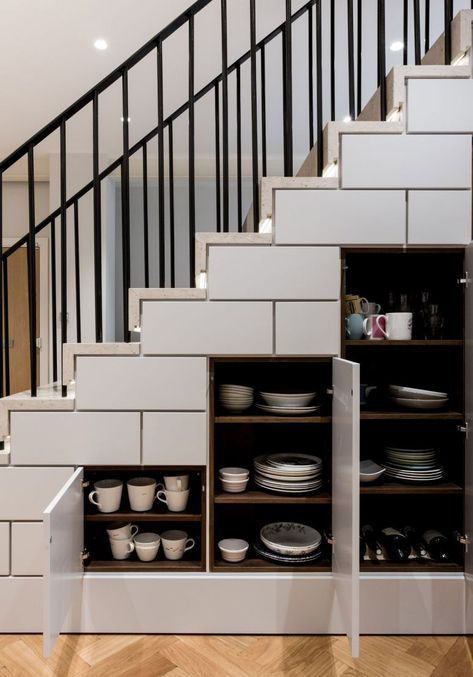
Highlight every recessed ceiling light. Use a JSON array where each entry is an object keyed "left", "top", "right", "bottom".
[
  {"left": 390, "top": 41, "right": 404, "bottom": 52},
  {"left": 94, "top": 38, "right": 108, "bottom": 50}
]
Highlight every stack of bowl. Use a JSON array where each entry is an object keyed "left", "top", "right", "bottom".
[
  {"left": 219, "top": 466, "right": 249, "bottom": 493},
  {"left": 256, "top": 390, "right": 319, "bottom": 416},
  {"left": 219, "top": 384, "right": 254, "bottom": 413},
  {"left": 218, "top": 538, "right": 249, "bottom": 563}
]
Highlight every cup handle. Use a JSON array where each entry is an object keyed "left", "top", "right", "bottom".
[
  {"left": 156, "top": 490, "right": 168, "bottom": 505},
  {"left": 184, "top": 538, "right": 195, "bottom": 553},
  {"left": 359, "top": 297, "right": 369, "bottom": 313},
  {"left": 88, "top": 491, "right": 101, "bottom": 508},
  {"left": 127, "top": 542, "right": 135, "bottom": 554},
  {"left": 156, "top": 483, "right": 165, "bottom": 492},
  {"left": 376, "top": 315, "right": 388, "bottom": 337},
  {"left": 375, "top": 303, "right": 381, "bottom": 314},
  {"left": 130, "top": 525, "right": 139, "bottom": 537},
  {"left": 345, "top": 317, "right": 351, "bottom": 338},
  {"left": 362, "top": 317, "right": 370, "bottom": 337}
]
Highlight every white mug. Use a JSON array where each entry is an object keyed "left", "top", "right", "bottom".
[
  {"left": 134, "top": 532, "right": 161, "bottom": 562},
  {"left": 157, "top": 488, "right": 190, "bottom": 512},
  {"left": 161, "top": 529, "right": 195, "bottom": 561},
  {"left": 160, "top": 475, "right": 190, "bottom": 492},
  {"left": 106, "top": 522, "right": 139, "bottom": 540},
  {"left": 377, "top": 312, "right": 412, "bottom": 340},
  {"left": 127, "top": 477, "right": 158, "bottom": 512},
  {"left": 109, "top": 537, "right": 134, "bottom": 560},
  {"left": 88, "top": 479, "right": 123, "bottom": 513}
]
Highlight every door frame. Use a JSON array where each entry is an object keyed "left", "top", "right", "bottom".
[{"left": 2, "top": 237, "right": 49, "bottom": 387}]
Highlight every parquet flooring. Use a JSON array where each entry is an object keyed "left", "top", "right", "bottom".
[{"left": 0, "top": 634, "right": 471, "bottom": 677}]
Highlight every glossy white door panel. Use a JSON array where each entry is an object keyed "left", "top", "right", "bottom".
[
  {"left": 143, "top": 412, "right": 207, "bottom": 465},
  {"left": 408, "top": 191, "right": 471, "bottom": 244},
  {"left": 10, "top": 412, "right": 140, "bottom": 465},
  {"left": 274, "top": 190, "right": 406, "bottom": 245},
  {"left": 43, "top": 467, "right": 84, "bottom": 657},
  {"left": 0, "top": 578, "right": 42, "bottom": 631},
  {"left": 342, "top": 135, "right": 471, "bottom": 189},
  {"left": 11, "top": 523, "right": 42, "bottom": 576},
  {"left": 0, "top": 467, "right": 73, "bottom": 520},
  {"left": 408, "top": 79, "right": 473, "bottom": 133},
  {"left": 142, "top": 302, "right": 273, "bottom": 355},
  {"left": 76, "top": 356, "right": 207, "bottom": 410},
  {"left": 0, "top": 523, "right": 9, "bottom": 575},
  {"left": 275, "top": 302, "right": 340, "bottom": 355},
  {"left": 332, "top": 357, "right": 360, "bottom": 657},
  {"left": 208, "top": 246, "right": 340, "bottom": 299},
  {"left": 465, "top": 241, "right": 473, "bottom": 633}
]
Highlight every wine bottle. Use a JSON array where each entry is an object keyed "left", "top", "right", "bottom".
[
  {"left": 421, "top": 529, "right": 452, "bottom": 562},
  {"left": 378, "top": 527, "right": 411, "bottom": 562},
  {"left": 403, "top": 525, "right": 423, "bottom": 558},
  {"left": 361, "top": 524, "right": 381, "bottom": 558}
]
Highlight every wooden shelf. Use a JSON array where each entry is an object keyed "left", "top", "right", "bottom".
[
  {"left": 214, "top": 490, "right": 332, "bottom": 505},
  {"left": 212, "top": 557, "right": 331, "bottom": 573},
  {"left": 85, "top": 510, "right": 202, "bottom": 522},
  {"left": 360, "top": 482, "right": 463, "bottom": 496},
  {"left": 360, "top": 559, "right": 463, "bottom": 573},
  {"left": 214, "top": 415, "right": 331, "bottom": 424},
  {"left": 360, "top": 410, "right": 463, "bottom": 421},
  {"left": 345, "top": 340, "right": 463, "bottom": 347},
  {"left": 86, "top": 559, "right": 204, "bottom": 572}
]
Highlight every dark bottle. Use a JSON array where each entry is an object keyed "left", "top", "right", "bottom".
[
  {"left": 403, "top": 525, "right": 423, "bottom": 557},
  {"left": 378, "top": 527, "right": 411, "bottom": 562},
  {"left": 421, "top": 529, "right": 452, "bottom": 562},
  {"left": 361, "top": 524, "right": 381, "bottom": 557}
]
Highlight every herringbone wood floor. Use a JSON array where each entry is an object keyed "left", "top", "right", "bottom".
[{"left": 0, "top": 634, "right": 472, "bottom": 677}]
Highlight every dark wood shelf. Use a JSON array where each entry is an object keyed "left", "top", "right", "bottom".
[
  {"left": 360, "top": 482, "right": 463, "bottom": 496},
  {"left": 345, "top": 340, "right": 463, "bottom": 347},
  {"left": 86, "top": 559, "right": 204, "bottom": 572},
  {"left": 360, "top": 559, "right": 463, "bottom": 573},
  {"left": 212, "top": 557, "right": 331, "bottom": 573},
  {"left": 84, "top": 510, "right": 202, "bottom": 522},
  {"left": 214, "top": 490, "right": 332, "bottom": 505},
  {"left": 360, "top": 410, "right": 463, "bottom": 421},
  {"left": 214, "top": 415, "right": 331, "bottom": 424}
]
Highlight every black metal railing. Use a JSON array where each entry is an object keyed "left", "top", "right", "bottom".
[{"left": 0, "top": 0, "right": 462, "bottom": 398}]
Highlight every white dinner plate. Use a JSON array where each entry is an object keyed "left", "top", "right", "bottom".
[
  {"left": 260, "top": 523, "right": 322, "bottom": 556},
  {"left": 256, "top": 403, "right": 321, "bottom": 415}
]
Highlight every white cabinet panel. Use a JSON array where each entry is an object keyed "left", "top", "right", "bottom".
[
  {"left": 275, "top": 302, "right": 340, "bottom": 355},
  {"left": 0, "top": 578, "right": 42, "bottom": 631},
  {"left": 142, "top": 302, "right": 273, "bottom": 355},
  {"left": 10, "top": 412, "right": 141, "bottom": 465},
  {"left": 408, "top": 79, "right": 473, "bottom": 133},
  {"left": 208, "top": 246, "right": 340, "bottom": 299},
  {"left": 0, "top": 523, "right": 9, "bottom": 575},
  {"left": 0, "top": 468, "right": 73, "bottom": 520},
  {"left": 143, "top": 413, "right": 207, "bottom": 465},
  {"left": 342, "top": 135, "right": 471, "bottom": 189},
  {"left": 408, "top": 190, "right": 471, "bottom": 244},
  {"left": 76, "top": 356, "right": 207, "bottom": 410},
  {"left": 11, "top": 523, "right": 42, "bottom": 576},
  {"left": 274, "top": 190, "right": 406, "bottom": 245}
]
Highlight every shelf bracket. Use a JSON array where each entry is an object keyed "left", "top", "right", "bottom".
[
  {"left": 459, "top": 535, "right": 469, "bottom": 553},
  {"left": 81, "top": 480, "right": 90, "bottom": 489},
  {"left": 326, "top": 387, "right": 334, "bottom": 396},
  {"left": 457, "top": 423, "right": 469, "bottom": 439},
  {"left": 458, "top": 272, "right": 471, "bottom": 287}
]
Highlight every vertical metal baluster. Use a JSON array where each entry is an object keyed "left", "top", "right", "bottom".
[
  {"left": 27, "top": 146, "right": 37, "bottom": 396},
  {"left": 261, "top": 44, "right": 267, "bottom": 177},
  {"left": 168, "top": 121, "right": 176, "bottom": 288},
  {"left": 403, "top": 0, "right": 408, "bottom": 66},
  {"left": 142, "top": 143, "right": 150, "bottom": 288},
  {"left": 121, "top": 70, "right": 131, "bottom": 339},
  {"left": 0, "top": 174, "right": 3, "bottom": 399},
  {"left": 92, "top": 91, "right": 103, "bottom": 343},
  {"left": 214, "top": 83, "right": 221, "bottom": 233},
  {"left": 250, "top": 0, "right": 259, "bottom": 229},
  {"left": 444, "top": 0, "right": 452, "bottom": 65},
  {"left": 59, "top": 122, "right": 67, "bottom": 395},
  {"left": 357, "top": 0, "right": 362, "bottom": 117},
  {"left": 73, "top": 202, "right": 81, "bottom": 343},
  {"left": 308, "top": 5, "right": 314, "bottom": 148},
  {"left": 50, "top": 219, "right": 58, "bottom": 384},
  {"left": 3, "top": 258, "right": 9, "bottom": 396},
  {"left": 377, "top": 0, "right": 386, "bottom": 121},
  {"left": 330, "top": 0, "right": 335, "bottom": 121},
  {"left": 283, "top": 0, "right": 293, "bottom": 176},
  {"left": 188, "top": 15, "right": 196, "bottom": 284},
  {"left": 221, "top": 0, "right": 229, "bottom": 231},
  {"left": 316, "top": 0, "right": 323, "bottom": 176},
  {"left": 347, "top": 0, "right": 355, "bottom": 120},
  {"left": 157, "top": 40, "right": 166, "bottom": 287},
  {"left": 425, "top": 0, "right": 430, "bottom": 54},
  {"left": 236, "top": 64, "right": 243, "bottom": 232},
  {"left": 414, "top": 0, "right": 421, "bottom": 65}
]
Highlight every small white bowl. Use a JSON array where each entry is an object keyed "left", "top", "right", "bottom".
[
  {"left": 219, "top": 467, "right": 250, "bottom": 480},
  {"left": 218, "top": 538, "right": 249, "bottom": 562},
  {"left": 221, "top": 477, "right": 249, "bottom": 493}
]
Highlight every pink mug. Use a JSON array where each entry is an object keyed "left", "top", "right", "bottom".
[{"left": 363, "top": 314, "right": 386, "bottom": 340}]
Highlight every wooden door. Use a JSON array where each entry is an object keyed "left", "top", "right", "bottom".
[{"left": 2, "top": 246, "right": 40, "bottom": 394}]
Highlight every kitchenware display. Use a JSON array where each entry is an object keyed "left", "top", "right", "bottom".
[
  {"left": 360, "top": 300, "right": 381, "bottom": 316},
  {"left": 88, "top": 479, "right": 123, "bottom": 513},
  {"left": 158, "top": 475, "right": 190, "bottom": 492},
  {"left": 388, "top": 385, "right": 449, "bottom": 410},
  {"left": 161, "top": 530, "right": 195, "bottom": 561},
  {"left": 345, "top": 313, "right": 364, "bottom": 339},
  {"left": 127, "top": 477, "right": 158, "bottom": 511},
  {"left": 109, "top": 537, "right": 135, "bottom": 560},
  {"left": 382, "top": 445, "right": 444, "bottom": 483},
  {"left": 377, "top": 312, "right": 413, "bottom": 340},
  {"left": 219, "top": 467, "right": 250, "bottom": 493},
  {"left": 253, "top": 453, "right": 323, "bottom": 494},
  {"left": 134, "top": 532, "right": 161, "bottom": 562},
  {"left": 360, "top": 460, "right": 386, "bottom": 483},
  {"left": 106, "top": 522, "right": 139, "bottom": 540},
  {"left": 345, "top": 294, "right": 368, "bottom": 315},
  {"left": 218, "top": 538, "right": 249, "bottom": 563},
  {"left": 260, "top": 522, "right": 322, "bottom": 556},
  {"left": 219, "top": 384, "right": 254, "bottom": 413},
  {"left": 157, "top": 488, "right": 190, "bottom": 512},
  {"left": 363, "top": 314, "right": 386, "bottom": 340}
]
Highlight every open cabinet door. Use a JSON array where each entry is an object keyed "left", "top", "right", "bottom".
[
  {"left": 332, "top": 357, "right": 360, "bottom": 657},
  {"left": 43, "top": 467, "right": 84, "bottom": 657},
  {"left": 465, "top": 243, "right": 473, "bottom": 632}
]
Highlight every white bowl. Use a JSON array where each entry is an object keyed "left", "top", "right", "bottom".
[
  {"left": 219, "top": 467, "right": 250, "bottom": 480},
  {"left": 390, "top": 396, "right": 448, "bottom": 410},
  {"left": 260, "top": 392, "right": 316, "bottom": 407},
  {"left": 388, "top": 385, "right": 448, "bottom": 400},
  {"left": 218, "top": 538, "right": 249, "bottom": 562},
  {"left": 360, "top": 460, "right": 386, "bottom": 483},
  {"left": 221, "top": 478, "right": 249, "bottom": 493}
]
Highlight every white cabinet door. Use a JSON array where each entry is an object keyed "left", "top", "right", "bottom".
[
  {"left": 332, "top": 357, "right": 360, "bottom": 657},
  {"left": 465, "top": 242, "right": 473, "bottom": 633},
  {"left": 43, "top": 467, "right": 84, "bottom": 657}
]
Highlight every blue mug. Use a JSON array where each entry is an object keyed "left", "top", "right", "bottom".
[{"left": 345, "top": 313, "right": 364, "bottom": 340}]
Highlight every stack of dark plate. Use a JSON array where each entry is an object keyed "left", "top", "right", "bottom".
[
  {"left": 382, "top": 445, "right": 444, "bottom": 483},
  {"left": 253, "top": 453, "right": 323, "bottom": 494},
  {"left": 253, "top": 522, "right": 324, "bottom": 564}
]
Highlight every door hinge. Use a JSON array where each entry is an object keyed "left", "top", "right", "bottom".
[
  {"left": 458, "top": 535, "right": 469, "bottom": 552},
  {"left": 326, "top": 534, "right": 335, "bottom": 550},
  {"left": 457, "top": 423, "right": 469, "bottom": 438},
  {"left": 326, "top": 387, "right": 334, "bottom": 396},
  {"left": 81, "top": 548, "right": 90, "bottom": 562},
  {"left": 81, "top": 480, "right": 90, "bottom": 489},
  {"left": 458, "top": 272, "right": 471, "bottom": 287}
]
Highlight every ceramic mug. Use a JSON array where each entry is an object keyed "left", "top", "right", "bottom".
[
  {"left": 157, "top": 488, "right": 190, "bottom": 512},
  {"left": 161, "top": 529, "right": 195, "bottom": 561},
  {"left": 127, "top": 477, "right": 158, "bottom": 512},
  {"left": 88, "top": 479, "right": 123, "bottom": 513},
  {"left": 361, "top": 300, "right": 381, "bottom": 316},
  {"left": 345, "top": 313, "right": 364, "bottom": 339},
  {"left": 345, "top": 295, "right": 368, "bottom": 315},
  {"left": 377, "top": 312, "right": 412, "bottom": 340},
  {"left": 109, "top": 537, "right": 134, "bottom": 560},
  {"left": 134, "top": 533, "right": 161, "bottom": 562},
  {"left": 363, "top": 314, "right": 386, "bottom": 340},
  {"left": 106, "top": 522, "right": 139, "bottom": 540},
  {"left": 160, "top": 474, "right": 190, "bottom": 492}
]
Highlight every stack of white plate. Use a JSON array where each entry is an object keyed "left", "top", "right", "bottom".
[
  {"left": 382, "top": 445, "right": 444, "bottom": 482},
  {"left": 253, "top": 522, "right": 324, "bottom": 564},
  {"left": 219, "top": 384, "right": 254, "bottom": 413},
  {"left": 256, "top": 390, "right": 319, "bottom": 416},
  {"left": 388, "top": 385, "right": 449, "bottom": 410},
  {"left": 253, "top": 453, "right": 323, "bottom": 494}
]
